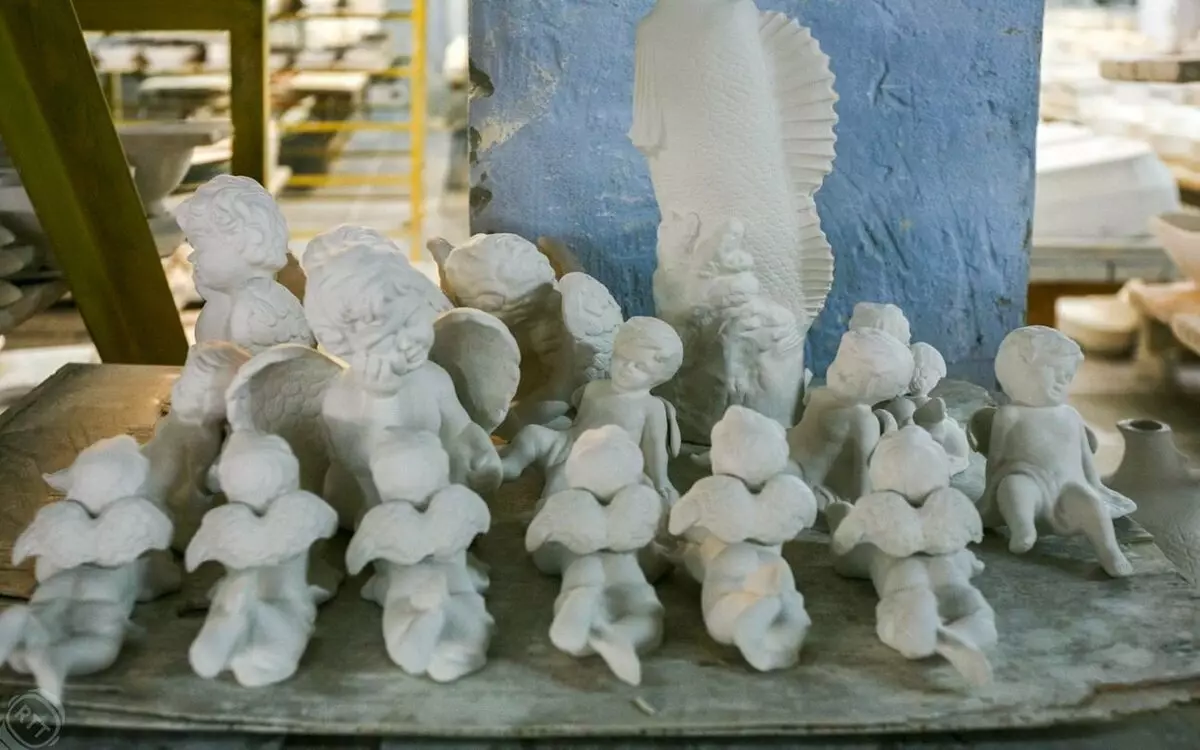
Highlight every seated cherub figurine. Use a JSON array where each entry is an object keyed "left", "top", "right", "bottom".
[
  {"left": 0, "top": 436, "right": 177, "bottom": 703},
  {"left": 428, "top": 232, "right": 624, "bottom": 434},
  {"left": 669, "top": 406, "right": 818, "bottom": 672},
  {"left": 788, "top": 327, "right": 915, "bottom": 504},
  {"left": 176, "top": 175, "right": 313, "bottom": 352},
  {"left": 827, "top": 424, "right": 996, "bottom": 687},
  {"left": 306, "top": 246, "right": 509, "bottom": 505},
  {"left": 971, "top": 326, "right": 1135, "bottom": 578},
  {"left": 501, "top": 316, "right": 682, "bottom": 503},
  {"left": 345, "top": 431, "right": 494, "bottom": 682},
  {"left": 525, "top": 426, "right": 665, "bottom": 685},
  {"left": 882, "top": 342, "right": 971, "bottom": 475},
  {"left": 186, "top": 432, "right": 338, "bottom": 687}
]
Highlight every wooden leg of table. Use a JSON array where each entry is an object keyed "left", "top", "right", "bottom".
[
  {"left": 0, "top": 0, "right": 186, "bottom": 365},
  {"left": 230, "top": 0, "right": 269, "bottom": 185}
]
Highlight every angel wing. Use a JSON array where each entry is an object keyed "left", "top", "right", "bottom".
[
  {"left": 429, "top": 308, "right": 521, "bottom": 433},
  {"left": 185, "top": 491, "right": 337, "bottom": 571},
  {"left": 557, "top": 272, "right": 624, "bottom": 384},
  {"left": 755, "top": 474, "right": 818, "bottom": 543},
  {"left": 660, "top": 397, "right": 681, "bottom": 458},
  {"left": 919, "top": 487, "right": 984, "bottom": 555},
  {"left": 526, "top": 489, "right": 608, "bottom": 555},
  {"left": 605, "top": 484, "right": 664, "bottom": 552},
  {"left": 345, "top": 485, "right": 490, "bottom": 573},
  {"left": 224, "top": 344, "right": 345, "bottom": 494},
  {"left": 14, "top": 498, "right": 173, "bottom": 581},
  {"left": 228, "top": 278, "right": 314, "bottom": 353},
  {"left": 968, "top": 406, "right": 996, "bottom": 455},
  {"left": 668, "top": 475, "right": 754, "bottom": 543},
  {"left": 831, "top": 488, "right": 982, "bottom": 558}
]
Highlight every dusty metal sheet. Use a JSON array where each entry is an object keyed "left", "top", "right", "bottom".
[{"left": 0, "top": 365, "right": 1195, "bottom": 739}]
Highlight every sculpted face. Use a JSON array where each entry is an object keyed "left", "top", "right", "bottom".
[
  {"left": 995, "top": 326, "right": 1081, "bottom": 407},
  {"left": 346, "top": 302, "right": 437, "bottom": 391}
]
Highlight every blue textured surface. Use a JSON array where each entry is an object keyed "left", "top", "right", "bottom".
[{"left": 468, "top": 0, "right": 1043, "bottom": 383}]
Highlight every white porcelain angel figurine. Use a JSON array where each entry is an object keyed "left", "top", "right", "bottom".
[
  {"left": 141, "top": 341, "right": 251, "bottom": 549},
  {"left": 305, "top": 244, "right": 520, "bottom": 505},
  {"left": 175, "top": 175, "right": 313, "bottom": 353},
  {"left": 969, "top": 326, "right": 1136, "bottom": 578},
  {"left": 827, "top": 424, "right": 996, "bottom": 686},
  {"left": 345, "top": 431, "right": 493, "bottom": 682},
  {"left": 429, "top": 232, "right": 624, "bottom": 434},
  {"left": 848, "top": 301, "right": 911, "bottom": 345},
  {"left": 788, "top": 327, "right": 914, "bottom": 505},
  {"left": 501, "top": 316, "right": 682, "bottom": 502},
  {"left": 525, "top": 426, "right": 664, "bottom": 685},
  {"left": 186, "top": 431, "right": 338, "bottom": 687},
  {"left": 0, "top": 437, "right": 177, "bottom": 703},
  {"left": 881, "top": 342, "right": 971, "bottom": 475},
  {"left": 670, "top": 406, "right": 818, "bottom": 672}
]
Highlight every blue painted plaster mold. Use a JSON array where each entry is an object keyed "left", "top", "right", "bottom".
[{"left": 468, "top": 0, "right": 1044, "bottom": 384}]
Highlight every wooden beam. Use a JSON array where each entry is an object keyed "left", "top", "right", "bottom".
[
  {"left": 229, "top": 0, "right": 270, "bottom": 183},
  {"left": 72, "top": 0, "right": 238, "bottom": 31},
  {"left": 0, "top": 0, "right": 187, "bottom": 365},
  {"left": 1100, "top": 55, "right": 1200, "bottom": 83}
]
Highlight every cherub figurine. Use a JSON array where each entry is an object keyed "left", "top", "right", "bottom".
[
  {"left": 848, "top": 301, "right": 912, "bottom": 345},
  {"left": 0, "top": 437, "right": 177, "bottom": 703},
  {"left": 788, "top": 327, "right": 914, "bottom": 504},
  {"left": 428, "top": 232, "right": 624, "bottom": 434},
  {"left": 345, "top": 431, "right": 493, "bottom": 682},
  {"left": 141, "top": 341, "right": 251, "bottom": 550},
  {"left": 305, "top": 244, "right": 519, "bottom": 505},
  {"left": 827, "top": 424, "right": 996, "bottom": 687},
  {"left": 881, "top": 342, "right": 971, "bottom": 475},
  {"left": 669, "top": 406, "right": 818, "bottom": 672},
  {"left": 186, "top": 431, "right": 338, "bottom": 687},
  {"left": 525, "top": 426, "right": 664, "bottom": 685},
  {"left": 501, "top": 316, "right": 682, "bottom": 502},
  {"left": 970, "top": 326, "right": 1136, "bottom": 578},
  {"left": 175, "top": 175, "right": 313, "bottom": 353}
]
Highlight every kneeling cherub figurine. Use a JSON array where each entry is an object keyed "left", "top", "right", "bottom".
[
  {"left": 971, "top": 326, "right": 1136, "bottom": 578},
  {"left": 501, "top": 316, "right": 682, "bottom": 503}
]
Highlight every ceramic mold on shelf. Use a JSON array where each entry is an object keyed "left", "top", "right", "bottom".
[{"left": 629, "top": 0, "right": 838, "bottom": 443}]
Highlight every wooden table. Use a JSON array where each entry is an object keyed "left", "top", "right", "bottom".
[{"left": 0, "top": 366, "right": 1196, "bottom": 746}]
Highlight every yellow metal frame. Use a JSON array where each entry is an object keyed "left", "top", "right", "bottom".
[
  {"left": 73, "top": 0, "right": 270, "bottom": 184},
  {"left": 278, "top": 4, "right": 428, "bottom": 258}
]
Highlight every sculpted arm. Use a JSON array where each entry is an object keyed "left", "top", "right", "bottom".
[{"left": 640, "top": 399, "right": 674, "bottom": 500}]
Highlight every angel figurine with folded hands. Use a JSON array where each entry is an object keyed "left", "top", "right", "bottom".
[
  {"left": 670, "top": 406, "right": 818, "bottom": 672},
  {"left": 0, "top": 436, "right": 177, "bottom": 703},
  {"left": 525, "top": 426, "right": 665, "bottom": 685},
  {"left": 827, "top": 424, "right": 996, "bottom": 686},
  {"left": 345, "top": 431, "right": 493, "bottom": 682},
  {"left": 186, "top": 431, "right": 338, "bottom": 687}
]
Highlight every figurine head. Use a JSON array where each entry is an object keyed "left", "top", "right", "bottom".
[
  {"left": 995, "top": 325, "right": 1082, "bottom": 407},
  {"left": 611, "top": 317, "right": 684, "bottom": 392},
  {"left": 369, "top": 430, "right": 450, "bottom": 504},
  {"left": 43, "top": 435, "right": 151, "bottom": 514},
  {"left": 564, "top": 425, "right": 645, "bottom": 499},
  {"left": 909, "top": 342, "right": 947, "bottom": 397},
  {"left": 442, "top": 233, "right": 556, "bottom": 325},
  {"left": 176, "top": 175, "right": 289, "bottom": 293},
  {"left": 710, "top": 405, "right": 789, "bottom": 488},
  {"left": 305, "top": 247, "right": 439, "bottom": 390},
  {"left": 303, "top": 225, "right": 400, "bottom": 279},
  {"left": 171, "top": 342, "right": 251, "bottom": 424},
  {"left": 826, "top": 328, "right": 915, "bottom": 404},
  {"left": 217, "top": 431, "right": 299, "bottom": 511},
  {"left": 848, "top": 302, "right": 911, "bottom": 346},
  {"left": 868, "top": 425, "right": 951, "bottom": 501}
]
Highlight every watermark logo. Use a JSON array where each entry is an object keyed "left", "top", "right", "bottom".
[{"left": 0, "top": 691, "right": 62, "bottom": 749}]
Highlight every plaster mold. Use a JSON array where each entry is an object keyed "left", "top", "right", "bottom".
[
  {"left": 970, "top": 326, "right": 1137, "bottom": 578},
  {"left": 0, "top": 436, "right": 177, "bottom": 703},
  {"left": 428, "top": 232, "right": 624, "bottom": 434},
  {"left": 788, "top": 327, "right": 914, "bottom": 505},
  {"left": 186, "top": 432, "right": 338, "bottom": 687},
  {"left": 346, "top": 432, "right": 494, "bottom": 682},
  {"left": 501, "top": 316, "right": 682, "bottom": 504},
  {"left": 670, "top": 406, "right": 817, "bottom": 672},
  {"left": 630, "top": 0, "right": 837, "bottom": 442},
  {"left": 175, "top": 175, "right": 313, "bottom": 352},
  {"left": 525, "top": 426, "right": 664, "bottom": 685}
]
